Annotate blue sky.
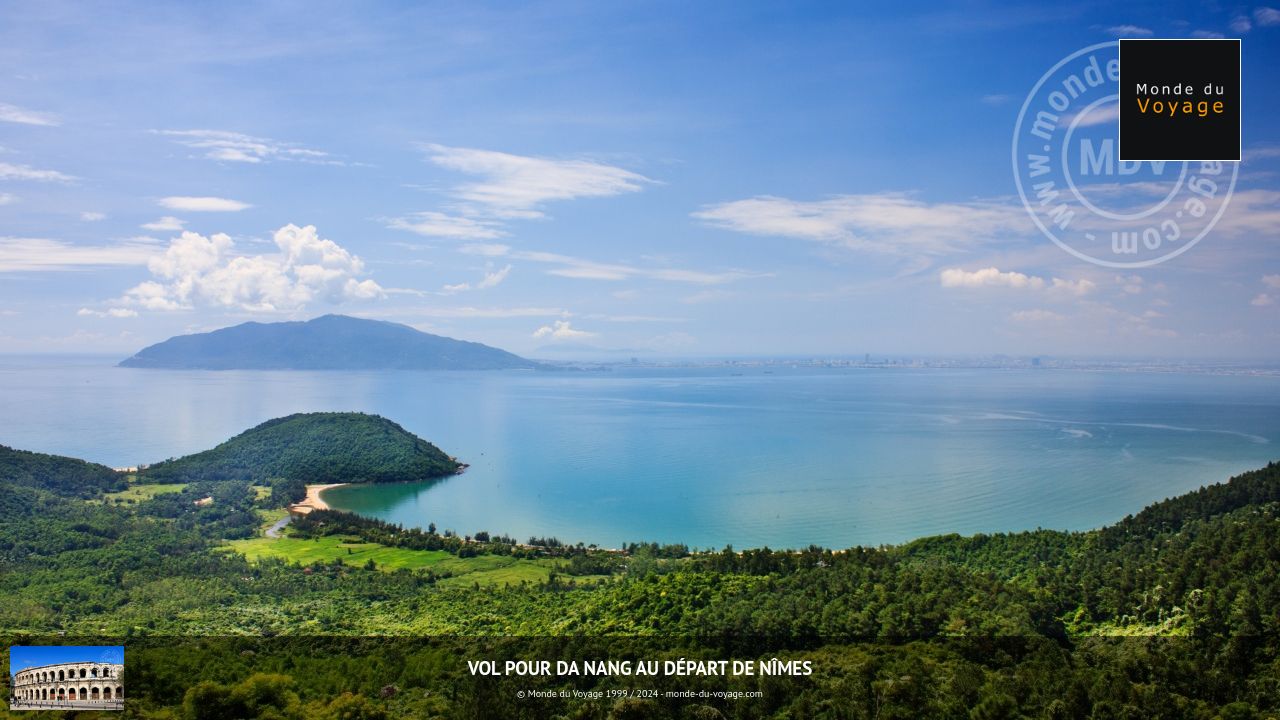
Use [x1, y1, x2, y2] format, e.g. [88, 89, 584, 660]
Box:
[9, 645, 123, 675]
[1, 1, 1278, 359]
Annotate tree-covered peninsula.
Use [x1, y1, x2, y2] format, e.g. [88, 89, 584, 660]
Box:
[138, 412, 463, 501]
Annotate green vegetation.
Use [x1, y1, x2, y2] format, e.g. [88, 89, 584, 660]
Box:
[99, 481, 189, 505]
[224, 535, 576, 587]
[139, 412, 461, 503]
[1, 418, 1278, 718]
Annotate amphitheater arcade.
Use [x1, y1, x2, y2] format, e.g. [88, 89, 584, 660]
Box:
[10, 660, 123, 709]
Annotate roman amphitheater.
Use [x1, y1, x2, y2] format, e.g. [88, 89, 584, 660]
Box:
[9, 660, 123, 710]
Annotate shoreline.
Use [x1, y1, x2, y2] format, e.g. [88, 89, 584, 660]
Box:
[288, 483, 348, 515]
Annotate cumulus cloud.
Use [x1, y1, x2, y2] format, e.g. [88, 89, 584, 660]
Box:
[533, 320, 595, 340]
[80, 212, 106, 222]
[0, 162, 75, 182]
[1262, 274, 1280, 289]
[0, 102, 59, 126]
[0, 193, 16, 205]
[142, 216, 186, 232]
[115, 224, 383, 312]
[694, 192, 1024, 255]
[156, 129, 337, 164]
[939, 267, 1095, 295]
[1251, 293, 1274, 307]
[1190, 30, 1226, 38]
[1230, 15, 1252, 33]
[0, 237, 160, 271]
[158, 196, 251, 212]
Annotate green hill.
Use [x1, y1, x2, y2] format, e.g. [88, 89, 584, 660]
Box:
[0, 444, 124, 498]
[139, 412, 462, 487]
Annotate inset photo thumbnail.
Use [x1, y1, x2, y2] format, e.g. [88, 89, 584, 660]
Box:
[9, 645, 124, 711]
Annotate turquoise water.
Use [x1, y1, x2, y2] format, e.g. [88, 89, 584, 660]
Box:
[1, 355, 1277, 549]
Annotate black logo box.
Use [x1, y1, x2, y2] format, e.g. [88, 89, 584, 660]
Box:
[1119, 38, 1241, 162]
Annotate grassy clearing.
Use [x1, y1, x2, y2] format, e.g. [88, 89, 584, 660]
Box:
[222, 534, 570, 586]
[99, 482, 187, 504]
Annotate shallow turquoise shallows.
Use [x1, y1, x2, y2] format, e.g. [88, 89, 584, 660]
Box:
[2, 356, 1277, 549]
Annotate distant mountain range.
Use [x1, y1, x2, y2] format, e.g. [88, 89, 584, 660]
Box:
[118, 315, 543, 370]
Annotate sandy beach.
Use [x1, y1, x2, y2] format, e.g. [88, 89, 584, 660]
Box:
[288, 483, 348, 515]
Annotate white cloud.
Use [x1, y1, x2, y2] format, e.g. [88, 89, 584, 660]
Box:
[142, 216, 186, 232]
[0, 162, 75, 182]
[115, 224, 383, 312]
[158, 196, 251, 212]
[533, 320, 595, 340]
[418, 143, 653, 219]
[0, 103, 59, 126]
[80, 212, 106, 222]
[477, 264, 511, 289]
[1244, 144, 1280, 161]
[1254, 7, 1280, 26]
[0, 193, 15, 205]
[156, 129, 337, 164]
[1010, 309, 1066, 323]
[0, 237, 160, 271]
[1190, 30, 1226, 38]
[459, 243, 511, 257]
[1251, 293, 1274, 307]
[77, 307, 138, 318]
[386, 211, 505, 239]
[1208, 190, 1280, 236]
[1230, 15, 1252, 33]
[981, 94, 1010, 105]
[512, 250, 765, 285]
[1050, 277, 1097, 295]
[1263, 274, 1280, 289]
[694, 192, 1023, 254]
[440, 264, 513, 294]
[1065, 101, 1119, 128]
[1119, 275, 1144, 295]
[415, 306, 562, 319]
[940, 267, 1033, 289]
[1105, 25, 1154, 36]
[940, 267, 1095, 295]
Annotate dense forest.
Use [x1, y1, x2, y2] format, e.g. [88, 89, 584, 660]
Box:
[1, 420, 1278, 719]
[139, 412, 462, 501]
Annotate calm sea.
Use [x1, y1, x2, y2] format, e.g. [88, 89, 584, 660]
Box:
[1, 355, 1277, 549]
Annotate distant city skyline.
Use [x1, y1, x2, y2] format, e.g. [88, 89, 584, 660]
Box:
[1, 1, 1278, 359]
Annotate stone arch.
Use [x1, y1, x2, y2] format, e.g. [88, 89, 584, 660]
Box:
[80, 667, 87, 678]
[79, 687, 87, 700]
[91, 686, 100, 699]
